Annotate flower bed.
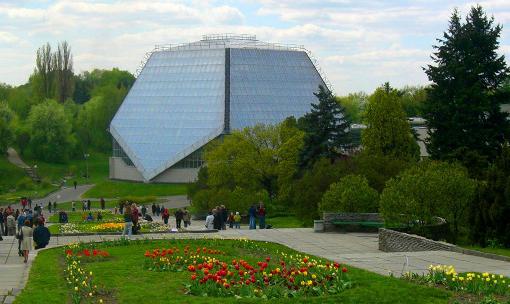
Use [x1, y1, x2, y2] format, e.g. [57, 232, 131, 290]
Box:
[63, 244, 110, 303]
[54, 221, 170, 234]
[144, 245, 351, 298]
[404, 265, 510, 297]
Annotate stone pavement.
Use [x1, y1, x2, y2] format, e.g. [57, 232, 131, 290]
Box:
[1, 228, 510, 303]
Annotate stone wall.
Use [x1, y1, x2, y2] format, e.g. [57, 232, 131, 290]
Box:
[378, 228, 456, 252]
[323, 212, 382, 232]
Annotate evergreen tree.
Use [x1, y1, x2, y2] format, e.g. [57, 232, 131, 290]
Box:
[362, 83, 419, 161]
[424, 6, 510, 169]
[299, 85, 351, 167]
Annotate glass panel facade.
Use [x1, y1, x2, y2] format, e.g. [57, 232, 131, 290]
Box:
[171, 148, 204, 169]
[110, 49, 225, 181]
[112, 138, 134, 166]
[229, 48, 325, 129]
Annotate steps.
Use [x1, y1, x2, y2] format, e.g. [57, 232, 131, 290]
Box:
[24, 167, 41, 183]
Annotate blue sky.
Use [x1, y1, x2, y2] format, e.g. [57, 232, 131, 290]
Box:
[0, 0, 509, 94]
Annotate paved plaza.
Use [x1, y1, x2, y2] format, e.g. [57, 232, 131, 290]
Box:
[1, 227, 510, 302]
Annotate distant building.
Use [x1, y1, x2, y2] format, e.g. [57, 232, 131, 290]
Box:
[109, 34, 329, 183]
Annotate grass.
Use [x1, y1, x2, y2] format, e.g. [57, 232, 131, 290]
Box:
[462, 245, 510, 258]
[0, 157, 58, 204]
[48, 211, 123, 223]
[83, 181, 188, 198]
[47, 200, 119, 211]
[16, 239, 453, 304]
[266, 216, 312, 228]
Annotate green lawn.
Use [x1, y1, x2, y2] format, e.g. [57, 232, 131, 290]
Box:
[266, 216, 312, 228]
[83, 181, 188, 198]
[0, 157, 58, 204]
[462, 245, 510, 258]
[16, 239, 453, 304]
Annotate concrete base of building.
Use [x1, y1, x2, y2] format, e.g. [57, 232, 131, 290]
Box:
[109, 157, 199, 183]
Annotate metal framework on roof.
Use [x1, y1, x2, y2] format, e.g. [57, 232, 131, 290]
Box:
[134, 34, 333, 92]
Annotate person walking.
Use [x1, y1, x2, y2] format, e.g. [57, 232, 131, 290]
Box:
[162, 208, 169, 225]
[53, 201, 57, 212]
[131, 204, 140, 235]
[183, 209, 191, 228]
[33, 219, 50, 249]
[73, 181, 77, 190]
[233, 212, 241, 229]
[6, 213, 16, 236]
[100, 198, 105, 210]
[205, 211, 214, 230]
[48, 201, 52, 214]
[151, 203, 156, 216]
[213, 208, 222, 230]
[221, 205, 228, 230]
[228, 212, 235, 229]
[19, 220, 33, 263]
[122, 205, 133, 239]
[248, 205, 257, 229]
[175, 209, 184, 229]
[258, 202, 266, 229]
[71, 201, 75, 212]
[0, 208, 4, 236]
[141, 205, 147, 217]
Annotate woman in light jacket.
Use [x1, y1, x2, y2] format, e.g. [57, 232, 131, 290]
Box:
[20, 220, 33, 263]
[205, 211, 215, 230]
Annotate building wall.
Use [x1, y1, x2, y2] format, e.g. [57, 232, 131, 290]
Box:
[109, 157, 198, 183]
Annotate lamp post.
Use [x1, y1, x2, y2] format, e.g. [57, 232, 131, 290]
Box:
[84, 153, 90, 179]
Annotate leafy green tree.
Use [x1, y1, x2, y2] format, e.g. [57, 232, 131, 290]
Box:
[54, 41, 74, 103]
[299, 85, 351, 168]
[336, 92, 367, 124]
[319, 174, 379, 213]
[0, 102, 15, 154]
[362, 84, 419, 160]
[380, 161, 476, 238]
[205, 121, 304, 205]
[398, 85, 427, 117]
[34, 43, 55, 100]
[424, 6, 510, 167]
[27, 99, 75, 162]
[353, 153, 411, 193]
[74, 68, 135, 104]
[76, 84, 128, 152]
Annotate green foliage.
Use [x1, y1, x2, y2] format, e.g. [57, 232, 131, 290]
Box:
[83, 181, 187, 198]
[336, 92, 367, 124]
[26, 99, 75, 163]
[470, 143, 510, 247]
[299, 85, 351, 168]
[424, 6, 510, 167]
[320, 175, 379, 213]
[380, 161, 476, 235]
[0, 101, 15, 154]
[73, 68, 135, 104]
[362, 84, 419, 161]
[76, 84, 128, 152]
[398, 86, 427, 117]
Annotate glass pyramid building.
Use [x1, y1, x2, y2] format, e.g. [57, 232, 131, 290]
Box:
[109, 34, 328, 183]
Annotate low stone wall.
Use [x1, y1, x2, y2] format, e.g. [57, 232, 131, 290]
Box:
[379, 228, 456, 252]
[323, 212, 382, 232]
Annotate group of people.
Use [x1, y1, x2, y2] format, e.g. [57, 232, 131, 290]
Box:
[205, 205, 242, 230]
[248, 203, 267, 229]
[160, 207, 191, 229]
[0, 202, 51, 263]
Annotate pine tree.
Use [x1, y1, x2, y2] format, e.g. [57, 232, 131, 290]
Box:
[424, 6, 510, 169]
[299, 85, 351, 167]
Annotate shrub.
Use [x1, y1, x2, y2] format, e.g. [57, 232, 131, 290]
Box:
[16, 177, 35, 190]
[319, 175, 379, 214]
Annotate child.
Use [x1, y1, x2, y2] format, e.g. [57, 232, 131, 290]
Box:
[233, 212, 241, 229]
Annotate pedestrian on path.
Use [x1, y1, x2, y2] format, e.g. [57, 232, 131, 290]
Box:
[53, 201, 57, 212]
[71, 201, 75, 212]
[7, 213, 16, 236]
[162, 208, 169, 225]
[48, 201, 52, 214]
[183, 208, 191, 228]
[20, 220, 33, 263]
[0, 208, 4, 236]
[100, 198, 105, 210]
[205, 211, 214, 230]
[122, 205, 133, 239]
[33, 219, 50, 249]
[175, 208, 184, 229]
[258, 202, 266, 229]
[233, 212, 241, 229]
[248, 205, 257, 229]
[73, 181, 77, 190]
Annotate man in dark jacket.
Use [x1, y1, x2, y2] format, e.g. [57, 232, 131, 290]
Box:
[175, 209, 184, 229]
[33, 220, 51, 249]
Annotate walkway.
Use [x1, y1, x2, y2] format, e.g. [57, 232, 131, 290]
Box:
[6, 148, 29, 169]
[32, 185, 94, 205]
[1, 228, 510, 302]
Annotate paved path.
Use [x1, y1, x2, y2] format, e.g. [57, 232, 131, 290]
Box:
[1, 228, 510, 302]
[31, 185, 95, 206]
[6, 148, 29, 169]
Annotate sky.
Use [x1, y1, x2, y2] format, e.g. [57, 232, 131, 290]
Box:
[0, 0, 509, 94]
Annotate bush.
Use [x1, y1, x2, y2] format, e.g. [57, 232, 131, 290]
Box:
[380, 161, 476, 240]
[319, 175, 379, 213]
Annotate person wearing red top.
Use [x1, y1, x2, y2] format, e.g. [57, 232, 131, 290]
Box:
[162, 208, 170, 225]
[257, 202, 266, 229]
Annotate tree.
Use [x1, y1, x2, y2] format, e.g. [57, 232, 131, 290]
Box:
[362, 84, 419, 160]
[380, 161, 476, 239]
[319, 175, 379, 213]
[470, 143, 510, 247]
[299, 85, 351, 168]
[73, 68, 135, 104]
[54, 41, 74, 103]
[398, 86, 427, 117]
[424, 6, 510, 168]
[27, 100, 75, 162]
[0, 102, 15, 154]
[336, 92, 367, 124]
[35, 43, 54, 99]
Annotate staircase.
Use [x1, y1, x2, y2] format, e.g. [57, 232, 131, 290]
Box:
[24, 167, 41, 183]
